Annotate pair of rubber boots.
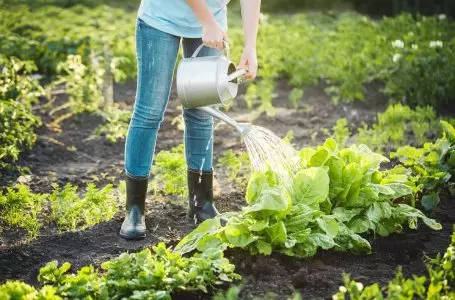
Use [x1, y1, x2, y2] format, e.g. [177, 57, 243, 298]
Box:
[119, 169, 219, 240]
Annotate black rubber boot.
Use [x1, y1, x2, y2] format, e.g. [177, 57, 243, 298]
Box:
[119, 174, 148, 240]
[187, 169, 220, 223]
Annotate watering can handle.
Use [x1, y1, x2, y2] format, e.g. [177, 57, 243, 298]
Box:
[191, 41, 230, 60]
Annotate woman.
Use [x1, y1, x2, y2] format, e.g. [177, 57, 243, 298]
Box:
[120, 0, 261, 240]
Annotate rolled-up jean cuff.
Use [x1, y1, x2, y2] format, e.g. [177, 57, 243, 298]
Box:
[125, 169, 149, 180]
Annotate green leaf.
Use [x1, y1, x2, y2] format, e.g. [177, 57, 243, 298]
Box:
[308, 233, 337, 250]
[265, 221, 287, 246]
[366, 202, 392, 223]
[332, 207, 363, 222]
[316, 215, 339, 238]
[292, 167, 330, 206]
[245, 186, 290, 213]
[225, 221, 258, 248]
[175, 218, 224, 254]
[256, 240, 272, 255]
[393, 204, 442, 230]
[441, 120, 455, 143]
[421, 193, 440, 211]
[248, 219, 269, 232]
[309, 148, 330, 167]
[245, 170, 279, 205]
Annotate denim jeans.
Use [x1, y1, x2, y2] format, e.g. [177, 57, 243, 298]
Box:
[125, 18, 221, 179]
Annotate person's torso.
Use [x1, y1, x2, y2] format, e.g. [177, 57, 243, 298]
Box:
[138, 0, 229, 38]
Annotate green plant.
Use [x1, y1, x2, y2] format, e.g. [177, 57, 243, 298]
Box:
[289, 88, 304, 109]
[48, 183, 118, 232]
[332, 118, 351, 147]
[0, 242, 240, 299]
[0, 281, 41, 300]
[151, 144, 187, 196]
[175, 138, 441, 257]
[356, 104, 437, 152]
[0, 56, 43, 168]
[0, 184, 47, 239]
[92, 105, 131, 143]
[55, 54, 104, 113]
[333, 226, 455, 299]
[282, 130, 295, 144]
[218, 150, 250, 186]
[391, 120, 455, 211]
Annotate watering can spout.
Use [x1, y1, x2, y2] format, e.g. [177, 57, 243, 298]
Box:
[197, 106, 252, 137]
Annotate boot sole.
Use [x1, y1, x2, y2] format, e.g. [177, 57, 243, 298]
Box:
[119, 231, 146, 240]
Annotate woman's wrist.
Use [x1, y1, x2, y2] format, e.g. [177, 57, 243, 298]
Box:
[244, 42, 257, 50]
[200, 14, 217, 27]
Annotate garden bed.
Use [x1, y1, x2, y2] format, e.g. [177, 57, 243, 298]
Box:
[1, 81, 454, 299]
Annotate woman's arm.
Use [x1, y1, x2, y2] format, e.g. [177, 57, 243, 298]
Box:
[185, 0, 228, 50]
[239, 0, 261, 79]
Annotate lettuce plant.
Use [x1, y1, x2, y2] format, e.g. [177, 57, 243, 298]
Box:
[176, 139, 441, 257]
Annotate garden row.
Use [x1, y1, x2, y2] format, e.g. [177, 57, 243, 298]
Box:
[2, 5, 455, 172]
[2, 227, 453, 299]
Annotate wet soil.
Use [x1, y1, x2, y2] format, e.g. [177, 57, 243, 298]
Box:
[1, 80, 454, 299]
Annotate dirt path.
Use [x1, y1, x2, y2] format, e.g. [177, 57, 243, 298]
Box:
[1, 81, 454, 299]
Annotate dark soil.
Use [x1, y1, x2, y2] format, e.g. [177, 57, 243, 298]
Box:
[1, 80, 454, 299]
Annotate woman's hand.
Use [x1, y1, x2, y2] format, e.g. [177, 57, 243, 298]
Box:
[202, 21, 228, 51]
[238, 46, 258, 79]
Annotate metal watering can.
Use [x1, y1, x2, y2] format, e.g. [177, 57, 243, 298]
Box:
[176, 43, 251, 135]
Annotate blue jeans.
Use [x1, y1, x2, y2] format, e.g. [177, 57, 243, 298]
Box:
[125, 19, 220, 178]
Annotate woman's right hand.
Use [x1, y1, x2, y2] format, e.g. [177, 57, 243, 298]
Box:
[202, 21, 228, 51]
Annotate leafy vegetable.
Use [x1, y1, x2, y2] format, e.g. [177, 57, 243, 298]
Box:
[49, 183, 118, 232]
[0, 242, 240, 300]
[176, 139, 441, 258]
[0, 184, 47, 239]
[391, 120, 455, 210]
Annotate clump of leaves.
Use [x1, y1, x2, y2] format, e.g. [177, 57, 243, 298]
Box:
[356, 104, 437, 152]
[0, 57, 43, 168]
[176, 138, 441, 258]
[289, 88, 304, 109]
[391, 120, 455, 211]
[333, 226, 455, 299]
[0, 184, 47, 239]
[102, 243, 240, 297]
[218, 150, 250, 186]
[49, 183, 118, 232]
[151, 144, 187, 196]
[92, 105, 131, 143]
[2, 242, 240, 299]
[331, 118, 350, 147]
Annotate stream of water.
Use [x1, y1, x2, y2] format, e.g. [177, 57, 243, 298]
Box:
[242, 125, 300, 191]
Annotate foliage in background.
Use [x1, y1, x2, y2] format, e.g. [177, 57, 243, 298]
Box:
[49, 183, 118, 232]
[230, 12, 455, 115]
[0, 182, 120, 239]
[356, 104, 437, 152]
[2, 3, 454, 122]
[218, 150, 251, 187]
[0, 56, 44, 169]
[0, 5, 135, 80]
[176, 138, 441, 258]
[0, 242, 240, 299]
[150, 144, 188, 196]
[92, 104, 132, 143]
[0, 184, 47, 239]
[391, 121, 455, 211]
[331, 118, 351, 147]
[333, 226, 455, 299]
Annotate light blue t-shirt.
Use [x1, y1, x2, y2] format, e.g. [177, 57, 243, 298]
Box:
[138, 0, 228, 38]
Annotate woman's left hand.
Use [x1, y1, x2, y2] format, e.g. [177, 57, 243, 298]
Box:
[238, 46, 258, 80]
